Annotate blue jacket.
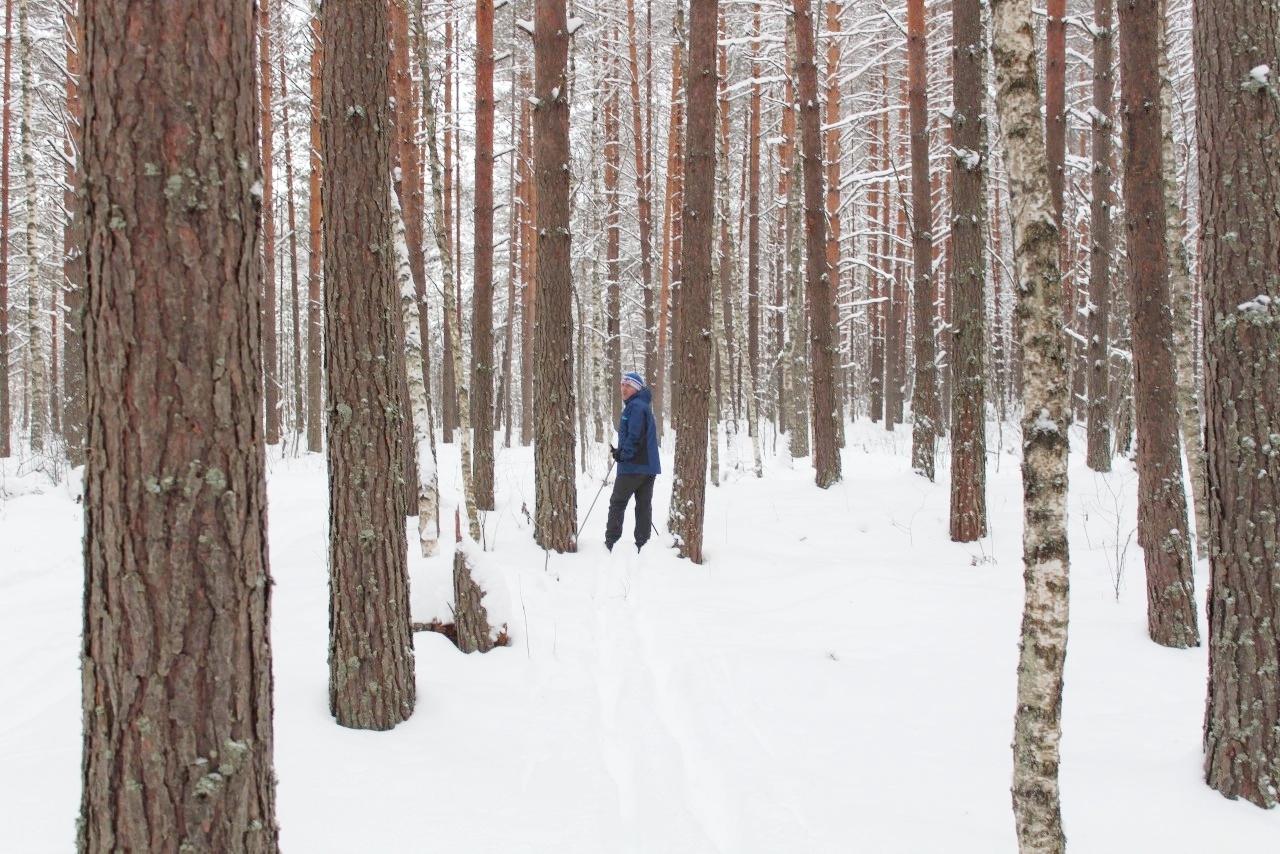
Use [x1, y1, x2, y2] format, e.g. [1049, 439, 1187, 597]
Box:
[617, 387, 661, 475]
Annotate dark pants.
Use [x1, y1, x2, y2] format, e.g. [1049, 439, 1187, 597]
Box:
[605, 474, 656, 549]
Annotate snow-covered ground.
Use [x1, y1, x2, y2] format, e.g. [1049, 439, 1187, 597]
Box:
[2, 421, 1276, 852]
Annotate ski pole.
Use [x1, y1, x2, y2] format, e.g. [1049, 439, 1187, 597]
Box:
[576, 458, 616, 540]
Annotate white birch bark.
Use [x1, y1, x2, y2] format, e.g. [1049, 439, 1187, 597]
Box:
[411, 0, 479, 543]
[989, 1, 1072, 850]
[393, 190, 440, 557]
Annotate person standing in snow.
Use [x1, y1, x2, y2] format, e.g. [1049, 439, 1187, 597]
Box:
[606, 371, 661, 552]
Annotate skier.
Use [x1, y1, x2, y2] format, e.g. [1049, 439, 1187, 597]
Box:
[606, 371, 660, 552]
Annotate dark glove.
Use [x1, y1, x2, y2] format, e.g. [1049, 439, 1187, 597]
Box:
[610, 446, 621, 462]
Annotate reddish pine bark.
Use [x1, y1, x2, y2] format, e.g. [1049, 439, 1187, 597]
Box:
[322, 0, 415, 730]
[1118, 0, 1199, 649]
[948, 0, 989, 542]
[669, 0, 717, 563]
[625, 0, 655, 391]
[1195, 0, 1280, 808]
[77, 0, 279, 847]
[62, 9, 85, 465]
[793, 0, 841, 487]
[532, 0, 578, 552]
[260, 0, 280, 445]
[907, 0, 939, 479]
[1085, 0, 1114, 473]
[306, 10, 324, 454]
[472, 0, 496, 509]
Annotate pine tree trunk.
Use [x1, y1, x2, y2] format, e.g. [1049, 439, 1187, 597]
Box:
[532, 0, 578, 553]
[472, 0, 496, 510]
[306, 7, 324, 454]
[605, 32, 623, 418]
[868, 94, 885, 423]
[1085, 0, 1114, 474]
[793, 0, 841, 487]
[669, 0, 717, 563]
[655, 20, 685, 431]
[323, 0, 415, 731]
[948, 0, 989, 542]
[62, 7, 86, 466]
[78, 0, 280, 846]
[824, 0, 844, 441]
[19, 0, 44, 454]
[989, 0, 1072, 848]
[625, 0, 655, 397]
[260, 0, 280, 446]
[278, 38, 304, 439]
[519, 80, 535, 446]
[1118, 0, 1199, 649]
[1195, 0, 1280, 808]
[907, 0, 939, 480]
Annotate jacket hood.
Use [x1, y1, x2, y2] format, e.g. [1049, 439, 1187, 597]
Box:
[626, 387, 653, 407]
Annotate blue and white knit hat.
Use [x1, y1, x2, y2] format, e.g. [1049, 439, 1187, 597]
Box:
[622, 371, 646, 392]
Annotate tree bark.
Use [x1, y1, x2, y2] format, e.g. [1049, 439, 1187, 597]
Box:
[1159, 7, 1209, 559]
[989, 0, 1072, 849]
[394, 192, 440, 557]
[1085, 0, 1114, 474]
[0, 0, 11, 458]
[323, 0, 415, 731]
[655, 17, 685, 431]
[77, 0, 279, 846]
[472, 0, 496, 510]
[62, 6, 86, 465]
[948, 0, 989, 542]
[1195, 0, 1280, 808]
[532, 0, 578, 553]
[260, 0, 280, 446]
[306, 7, 324, 454]
[625, 0, 655, 398]
[907, 0, 940, 480]
[604, 30, 623, 417]
[441, 13, 457, 442]
[19, 0, 44, 453]
[669, 0, 717, 563]
[746, 3, 762, 432]
[1118, 0, 1199, 649]
[278, 36, 304, 438]
[794, 0, 841, 487]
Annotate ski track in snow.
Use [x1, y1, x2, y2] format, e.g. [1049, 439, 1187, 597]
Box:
[3, 423, 1280, 852]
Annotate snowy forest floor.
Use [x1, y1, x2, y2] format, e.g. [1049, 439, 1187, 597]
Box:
[2, 420, 1278, 852]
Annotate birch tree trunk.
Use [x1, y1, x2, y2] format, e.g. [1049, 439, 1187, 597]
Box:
[394, 192, 440, 557]
[1159, 5, 1209, 559]
[0, 0, 11, 459]
[989, 0, 1072, 848]
[411, 0, 479, 543]
[1195, 0, 1280, 808]
[78, 0, 279, 846]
